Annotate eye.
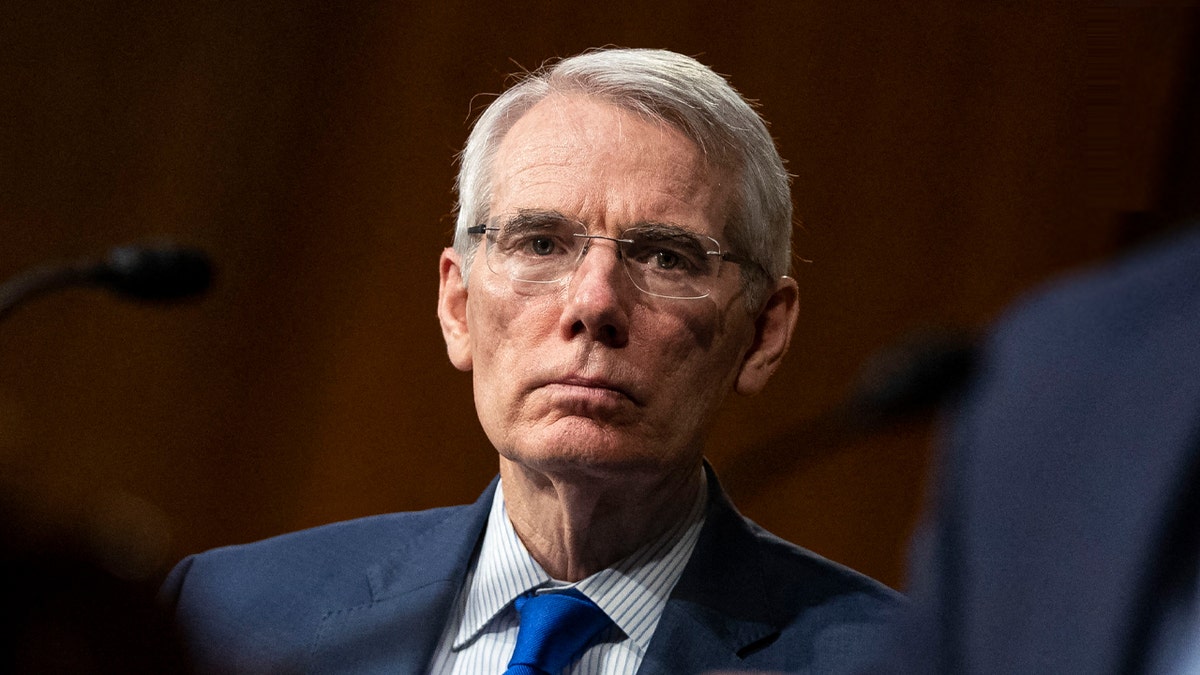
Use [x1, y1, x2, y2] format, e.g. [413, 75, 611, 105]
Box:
[652, 249, 685, 270]
[624, 230, 709, 275]
[528, 236, 557, 256]
[499, 228, 577, 260]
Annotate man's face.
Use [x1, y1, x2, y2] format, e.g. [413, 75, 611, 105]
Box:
[439, 94, 790, 481]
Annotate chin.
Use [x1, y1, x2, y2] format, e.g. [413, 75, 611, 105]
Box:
[502, 432, 691, 480]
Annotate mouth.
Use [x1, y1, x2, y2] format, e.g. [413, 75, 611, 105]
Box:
[541, 375, 641, 407]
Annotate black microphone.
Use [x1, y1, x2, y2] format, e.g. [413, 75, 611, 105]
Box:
[0, 242, 214, 322]
[721, 327, 978, 499]
[95, 244, 214, 301]
[838, 327, 978, 431]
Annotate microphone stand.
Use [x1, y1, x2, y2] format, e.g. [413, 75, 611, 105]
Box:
[0, 259, 106, 323]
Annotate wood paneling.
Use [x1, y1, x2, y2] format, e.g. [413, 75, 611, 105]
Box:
[0, 2, 1191, 589]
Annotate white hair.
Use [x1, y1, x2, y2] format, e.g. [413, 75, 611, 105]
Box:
[453, 47, 793, 308]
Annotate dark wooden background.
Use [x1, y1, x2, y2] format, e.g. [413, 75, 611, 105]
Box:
[1, 2, 1192, 589]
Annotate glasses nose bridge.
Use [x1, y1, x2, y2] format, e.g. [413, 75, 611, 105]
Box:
[576, 231, 628, 253]
[573, 232, 632, 268]
[569, 232, 637, 291]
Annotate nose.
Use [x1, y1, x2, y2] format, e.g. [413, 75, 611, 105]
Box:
[559, 238, 631, 347]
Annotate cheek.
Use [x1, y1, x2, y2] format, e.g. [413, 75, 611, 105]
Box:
[689, 309, 756, 393]
[465, 283, 558, 385]
[657, 298, 751, 364]
[631, 303, 751, 400]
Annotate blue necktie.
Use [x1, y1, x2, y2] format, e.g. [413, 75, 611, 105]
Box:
[504, 588, 612, 675]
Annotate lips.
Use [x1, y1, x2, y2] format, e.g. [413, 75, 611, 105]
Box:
[540, 375, 641, 406]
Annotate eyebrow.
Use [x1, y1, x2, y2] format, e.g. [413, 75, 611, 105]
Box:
[623, 221, 706, 239]
[498, 210, 714, 244]
[499, 209, 577, 233]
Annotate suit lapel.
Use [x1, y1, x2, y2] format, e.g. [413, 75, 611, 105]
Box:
[308, 479, 498, 674]
[638, 466, 778, 674]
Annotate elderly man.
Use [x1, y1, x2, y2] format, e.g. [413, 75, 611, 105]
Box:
[162, 47, 901, 674]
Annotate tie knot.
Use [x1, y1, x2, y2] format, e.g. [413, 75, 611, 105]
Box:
[505, 588, 612, 675]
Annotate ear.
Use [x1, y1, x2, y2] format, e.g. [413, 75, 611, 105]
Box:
[735, 276, 800, 395]
[438, 248, 473, 371]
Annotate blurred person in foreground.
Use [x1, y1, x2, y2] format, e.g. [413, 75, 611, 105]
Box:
[160, 47, 902, 674]
[886, 222, 1200, 673]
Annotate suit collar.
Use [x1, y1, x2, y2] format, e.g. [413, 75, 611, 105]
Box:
[308, 478, 497, 673]
[638, 463, 779, 673]
[368, 477, 498, 602]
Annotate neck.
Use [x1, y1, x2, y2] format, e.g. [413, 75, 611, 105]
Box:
[499, 458, 705, 582]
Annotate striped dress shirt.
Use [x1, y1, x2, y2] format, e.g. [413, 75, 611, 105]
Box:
[427, 473, 707, 674]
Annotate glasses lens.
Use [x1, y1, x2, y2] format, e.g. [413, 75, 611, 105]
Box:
[620, 228, 719, 299]
[477, 217, 728, 300]
[485, 218, 584, 284]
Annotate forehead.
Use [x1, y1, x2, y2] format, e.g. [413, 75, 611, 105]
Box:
[489, 94, 733, 236]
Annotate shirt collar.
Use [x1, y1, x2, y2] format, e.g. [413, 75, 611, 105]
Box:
[451, 472, 708, 656]
[452, 481, 549, 649]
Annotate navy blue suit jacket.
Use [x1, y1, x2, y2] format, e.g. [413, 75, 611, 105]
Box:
[163, 466, 901, 674]
[892, 225, 1200, 673]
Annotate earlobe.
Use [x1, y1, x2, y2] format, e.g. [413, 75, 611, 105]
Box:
[438, 248, 473, 371]
[735, 276, 800, 395]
